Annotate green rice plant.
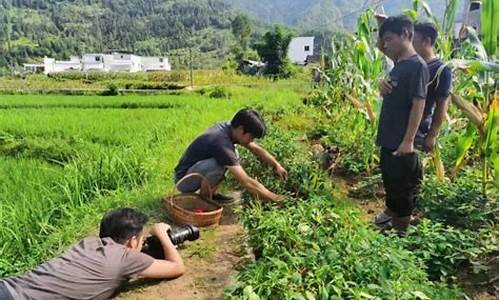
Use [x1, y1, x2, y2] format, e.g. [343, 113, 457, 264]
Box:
[0, 79, 307, 277]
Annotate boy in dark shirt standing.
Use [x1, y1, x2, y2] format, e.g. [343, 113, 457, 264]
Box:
[374, 16, 429, 233]
[375, 21, 453, 228]
[380, 22, 452, 152]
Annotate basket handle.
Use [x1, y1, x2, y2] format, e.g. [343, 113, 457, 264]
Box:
[175, 173, 213, 201]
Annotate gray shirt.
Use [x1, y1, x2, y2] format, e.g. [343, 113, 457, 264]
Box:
[1, 237, 154, 300]
[174, 121, 239, 181]
[376, 55, 429, 150]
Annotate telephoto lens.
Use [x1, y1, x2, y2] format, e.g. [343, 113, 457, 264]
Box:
[168, 224, 200, 245]
[141, 224, 200, 259]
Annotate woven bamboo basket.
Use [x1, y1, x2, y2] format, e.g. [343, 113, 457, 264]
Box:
[165, 173, 223, 227]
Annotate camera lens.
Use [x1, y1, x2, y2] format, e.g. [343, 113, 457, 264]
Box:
[141, 224, 200, 259]
[168, 224, 200, 245]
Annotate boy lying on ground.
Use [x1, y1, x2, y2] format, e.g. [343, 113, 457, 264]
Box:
[0, 208, 184, 300]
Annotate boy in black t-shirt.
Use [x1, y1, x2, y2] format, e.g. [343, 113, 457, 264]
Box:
[379, 22, 452, 152]
[374, 16, 429, 232]
[375, 21, 453, 228]
[174, 109, 288, 203]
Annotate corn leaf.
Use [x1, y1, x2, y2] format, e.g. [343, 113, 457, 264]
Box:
[481, 0, 499, 57]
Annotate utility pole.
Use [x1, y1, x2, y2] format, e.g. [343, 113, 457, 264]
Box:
[189, 47, 194, 88]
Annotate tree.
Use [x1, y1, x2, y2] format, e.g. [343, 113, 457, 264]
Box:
[231, 14, 251, 61]
[255, 25, 294, 78]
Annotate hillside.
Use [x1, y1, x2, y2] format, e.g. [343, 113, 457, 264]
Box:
[0, 0, 236, 72]
[223, 0, 463, 31]
[0, 0, 466, 73]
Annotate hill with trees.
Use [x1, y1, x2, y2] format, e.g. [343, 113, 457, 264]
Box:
[0, 0, 237, 72]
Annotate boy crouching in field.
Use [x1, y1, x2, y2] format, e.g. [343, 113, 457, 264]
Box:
[0, 208, 184, 300]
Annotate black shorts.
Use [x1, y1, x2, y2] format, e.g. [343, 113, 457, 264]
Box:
[380, 147, 423, 217]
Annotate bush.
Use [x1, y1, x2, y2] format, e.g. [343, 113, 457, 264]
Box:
[402, 219, 481, 281]
[209, 86, 231, 99]
[100, 83, 119, 96]
[226, 126, 461, 299]
[418, 174, 498, 230]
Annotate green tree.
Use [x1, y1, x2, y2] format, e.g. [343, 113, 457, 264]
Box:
[230, 14, 251, 60]
[256, 25, 294, 78]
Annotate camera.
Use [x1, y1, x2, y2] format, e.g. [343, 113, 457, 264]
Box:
[141, 224, 200, 259]
[167, 224, 200, 245]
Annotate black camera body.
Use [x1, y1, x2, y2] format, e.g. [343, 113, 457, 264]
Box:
[142, 224, 200, 259]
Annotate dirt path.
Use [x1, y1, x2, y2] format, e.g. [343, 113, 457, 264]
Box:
[331, 174, 385, 223]
[116, 199, 252, 300]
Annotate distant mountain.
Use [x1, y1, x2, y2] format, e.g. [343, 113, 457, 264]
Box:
[223, 0, 465, 31]
[0, 0, 468, 72]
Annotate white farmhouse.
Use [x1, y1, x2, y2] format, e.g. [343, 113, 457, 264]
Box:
[288, 37, 314, 65]
[81, 54, 105, 71]
[43, 56, 81, 74]
[454, 0, 482, 38]
[103, 53, 142, 72]
[36, 53, 171, 74]
[140, 56, 171, 72]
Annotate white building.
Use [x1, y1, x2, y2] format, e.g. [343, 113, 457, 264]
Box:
[140, 56, 171, 72]
[101, 53, 141, 72]
[288, 37, 315, 65]
[35, 53, 171, 74]
[463, 0, 481, 31]
[23, 64, 44, 73]
[43, 56, 81, 74]
[454, 0, 481, 38]
[81, 53, 105, 72]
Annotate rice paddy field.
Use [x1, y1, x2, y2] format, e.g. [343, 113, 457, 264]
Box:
[0, 83, 305, 277]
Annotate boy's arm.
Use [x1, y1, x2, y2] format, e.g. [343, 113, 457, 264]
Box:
[139, 223, 185, 279]
[243, 142, 288, 180]
[425, 96, 450, 151]
[425, 67, 452, 151]
[394, 62, 429, 155]
[228, 165, 285, 202]
[394, 98, 426, 156]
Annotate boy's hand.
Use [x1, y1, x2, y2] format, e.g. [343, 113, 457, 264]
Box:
[379, 79, 392, 96]
[424, 134, 437, 152]
[393, 140, 414, 156]
[150, 223, 171, 238]
[271, 194, 287, 203]
[275, 164, 288, 180]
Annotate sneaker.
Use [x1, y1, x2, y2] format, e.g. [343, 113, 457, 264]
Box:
[375, 219, 393, 231]
[212, 193, 236, 205]
[373, 211, 392, 225]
